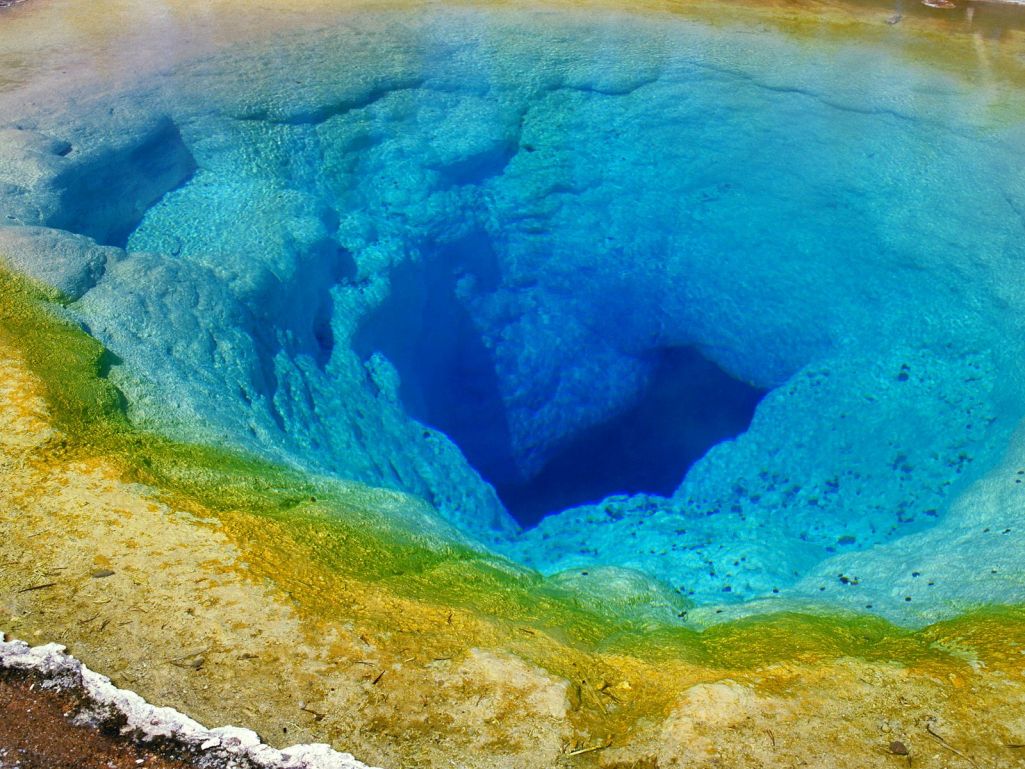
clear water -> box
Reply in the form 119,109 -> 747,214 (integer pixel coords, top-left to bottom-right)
490,347 -> 766,526
39,8 -> 1025,621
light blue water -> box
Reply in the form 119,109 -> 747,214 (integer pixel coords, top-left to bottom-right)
29,8 -> 1025,621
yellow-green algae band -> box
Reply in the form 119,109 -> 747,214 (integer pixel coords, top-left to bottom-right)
4,261 -> 1025,764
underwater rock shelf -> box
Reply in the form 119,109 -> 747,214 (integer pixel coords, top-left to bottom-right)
2,1 -> 1025,768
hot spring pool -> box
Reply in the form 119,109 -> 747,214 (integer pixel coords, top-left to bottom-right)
3,1 -> 1025,766
16,5 -> 1025,620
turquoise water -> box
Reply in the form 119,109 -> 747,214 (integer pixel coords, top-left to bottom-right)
7,8 -> 1025,622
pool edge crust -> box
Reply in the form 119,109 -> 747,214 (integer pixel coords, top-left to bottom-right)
0,634 -> 379,769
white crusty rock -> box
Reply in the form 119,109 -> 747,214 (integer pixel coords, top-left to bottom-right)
0,633 -> 381,769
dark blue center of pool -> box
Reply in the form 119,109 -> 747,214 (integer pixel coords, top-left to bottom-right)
359,269 -> 765,525
351,227 -> 765,525
496,348 -> 765,526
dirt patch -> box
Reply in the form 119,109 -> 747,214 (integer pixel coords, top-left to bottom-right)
0,668 -> 201,769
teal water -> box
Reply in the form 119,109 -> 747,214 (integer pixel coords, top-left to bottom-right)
9,8 -> 1025,622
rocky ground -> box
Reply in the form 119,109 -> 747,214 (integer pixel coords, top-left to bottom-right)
0,636 -> 375,769
0,668 -> 200,769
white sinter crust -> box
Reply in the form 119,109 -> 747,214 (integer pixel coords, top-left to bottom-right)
0,632 -> 382,769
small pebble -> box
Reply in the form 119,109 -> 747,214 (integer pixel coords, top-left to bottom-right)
89,569 -> 115,579
889,740 -> 909,756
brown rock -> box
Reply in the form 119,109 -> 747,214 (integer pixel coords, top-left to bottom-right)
889,740 -> 910,756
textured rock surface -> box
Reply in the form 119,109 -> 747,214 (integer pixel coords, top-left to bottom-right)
0,635 -> 379,769
0,115 -> 195,245
0,226 -> 124,300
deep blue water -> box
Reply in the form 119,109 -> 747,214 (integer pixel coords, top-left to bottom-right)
496,348 -> 765,526
43,8 -> 1025,619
